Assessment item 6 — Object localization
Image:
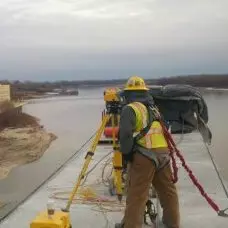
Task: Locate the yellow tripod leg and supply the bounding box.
[64,114,111,212]
[111,114,123,201]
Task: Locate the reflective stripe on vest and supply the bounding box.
[127,102,168,149]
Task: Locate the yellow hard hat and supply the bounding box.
[124,76,149,91]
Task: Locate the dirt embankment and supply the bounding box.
[0,101,57,180]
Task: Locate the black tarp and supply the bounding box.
[149,84,212,144]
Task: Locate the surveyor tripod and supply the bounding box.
[63,100,123,212]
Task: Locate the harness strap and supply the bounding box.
[133,104,154,142]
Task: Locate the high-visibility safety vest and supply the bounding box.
[127,102,168,149]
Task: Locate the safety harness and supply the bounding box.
[133,103,154,143]
[133,104,169,170]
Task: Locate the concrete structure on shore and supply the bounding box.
[0,132,227,227]
[0,84,11,102]
[0,84,26,127]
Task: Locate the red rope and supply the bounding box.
[168,146,178,183]
[159,121,220,213]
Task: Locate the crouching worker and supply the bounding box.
[115,76,180,228]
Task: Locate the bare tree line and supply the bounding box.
[1,74,228,93]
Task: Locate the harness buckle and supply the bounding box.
[218,208,228,217]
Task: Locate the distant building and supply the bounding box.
[0,84,11,102]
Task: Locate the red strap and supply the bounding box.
[160,121,220,213]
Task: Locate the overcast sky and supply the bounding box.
[0,0,228,81]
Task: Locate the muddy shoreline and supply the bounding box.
[0,127,56,180]
[0,101,57,181]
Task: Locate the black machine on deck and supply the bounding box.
[148,84,212,144]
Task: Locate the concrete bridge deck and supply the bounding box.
[0,132,227,228]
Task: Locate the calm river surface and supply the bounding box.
[0,88,227,219]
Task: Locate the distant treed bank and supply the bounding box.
[152,74,228,88]
[0,74,228,100]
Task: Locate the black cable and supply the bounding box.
[197,114,228,199]
[204,143,228,199]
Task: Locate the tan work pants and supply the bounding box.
[122,153,180,228]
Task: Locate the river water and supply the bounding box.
[0,88,227,219]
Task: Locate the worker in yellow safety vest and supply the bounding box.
[115,76,180,228]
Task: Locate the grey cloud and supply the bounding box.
[0,0,228,80]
